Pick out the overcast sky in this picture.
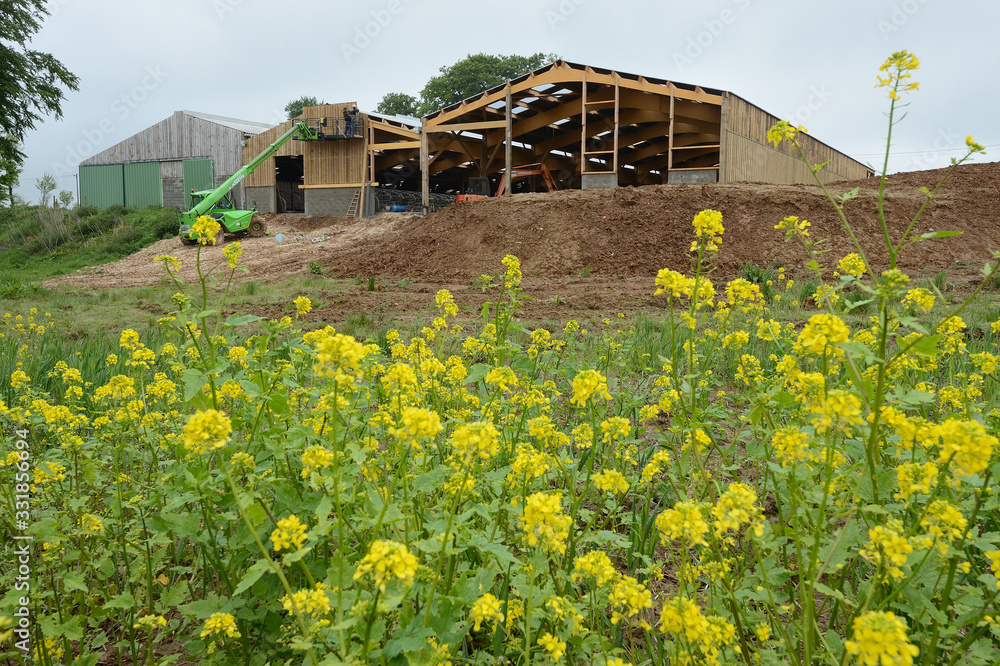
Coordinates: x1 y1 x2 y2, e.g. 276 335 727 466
16 0 999 202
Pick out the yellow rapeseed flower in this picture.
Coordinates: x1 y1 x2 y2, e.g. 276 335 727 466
470 593 504 632
353 539 419 592
520 491 572 554
294 296 312 315
192 215 222 245
200 612 240 639
182 409 232 455
571 368 612 407
844 611 919 666
271 514 308 552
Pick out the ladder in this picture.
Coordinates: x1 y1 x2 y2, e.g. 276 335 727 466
346 190 361 218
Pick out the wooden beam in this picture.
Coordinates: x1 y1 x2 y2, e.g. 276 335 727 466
424 120 508 133
420 119 428 214
368 141 421 151
505 85 513 193
612 75 620 173
668 93 675 173
369 122 420 140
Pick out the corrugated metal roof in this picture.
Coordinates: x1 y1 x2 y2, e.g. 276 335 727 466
182 110 273 136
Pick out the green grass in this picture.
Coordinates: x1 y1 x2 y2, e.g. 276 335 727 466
0 203 179 282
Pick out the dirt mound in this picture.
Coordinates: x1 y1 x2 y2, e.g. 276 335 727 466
46 161 1000 290
320 161 1000 281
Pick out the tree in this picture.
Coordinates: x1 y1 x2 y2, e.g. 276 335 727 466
0 152 19 207
35 172 55 207
58 189 73 208
285 95 326 120
416 53 558 115
1 2 79 182
375 92 419 118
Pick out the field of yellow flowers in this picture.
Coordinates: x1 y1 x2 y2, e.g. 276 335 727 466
3 51 1000 666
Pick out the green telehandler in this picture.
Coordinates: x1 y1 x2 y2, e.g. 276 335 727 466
178 121 318 244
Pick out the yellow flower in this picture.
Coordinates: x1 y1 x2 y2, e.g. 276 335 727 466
876 50 921 100
200 612 240 639
901 287 935 313
353 539 419 592
656 500 709 547
501 254 522 289
450 421 500 461
796 313 849 356
294 296 312 315
609 575 653 628
223 241 242 268
844 611 919 666
80 513 104 534
654 268 692 298
711 482 764 537
772 427 812 467
392 406 443 442
154 254 182 270
691 209 724 252
301 446 335 477
894 462 937 502
860 519 912 580
920 500 967 555
966 135 986 153
934 419 997 480
470 593 504 632
592 470 629 494
571 368 612 407
537 632 566 661
774 215 810 238
837 253 867 278
133 614 168 631
271 514 308 552
767 120 806 147
192 215 222 245
810 389 863 435
281 585 331 617
520 491 572 554
485 366 518 392
572 550 617 588
182 409 232 455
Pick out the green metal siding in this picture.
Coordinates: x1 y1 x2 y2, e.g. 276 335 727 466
124 162 162 208
79 164 125 209
182 159 214 210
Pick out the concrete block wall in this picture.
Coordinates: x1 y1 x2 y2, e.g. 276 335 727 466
667 169 718 184
162 178 185 210
304 187 360 216
246 186 277 214
581 173 619 190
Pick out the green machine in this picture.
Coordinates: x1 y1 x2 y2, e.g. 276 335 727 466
178 121 318 244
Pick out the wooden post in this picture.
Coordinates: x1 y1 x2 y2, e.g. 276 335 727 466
719 92 728 184
420 118 429 214
612 75 620 176
504 85 512 194
579 71 587 175
667 92 675 182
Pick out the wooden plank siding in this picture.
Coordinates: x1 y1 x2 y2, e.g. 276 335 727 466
80 111 248 176
720 93 872 184
243 103 368 188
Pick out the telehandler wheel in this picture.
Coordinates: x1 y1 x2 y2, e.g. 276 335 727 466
248 219 267 237
180 236 197 246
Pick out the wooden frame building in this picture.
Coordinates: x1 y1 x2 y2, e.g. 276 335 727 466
243 61 873 217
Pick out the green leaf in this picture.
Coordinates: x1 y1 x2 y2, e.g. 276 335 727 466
813 582 853 608
918 230 962 239
414 468 447 493
465 363 491 385
909 333 942 357
103 592 135 610
62 572 88 593
282 547 313 565
181 369 208 403
232 559 272 596
838 187 859 203
160 583 188 607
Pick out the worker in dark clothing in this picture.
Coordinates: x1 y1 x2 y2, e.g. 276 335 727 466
349 105 360 136
343 106 352 136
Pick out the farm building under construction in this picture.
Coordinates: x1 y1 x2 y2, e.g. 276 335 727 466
242 60 873 217
79 61 873 216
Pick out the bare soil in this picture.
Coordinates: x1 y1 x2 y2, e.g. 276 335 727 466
46 162 1000 311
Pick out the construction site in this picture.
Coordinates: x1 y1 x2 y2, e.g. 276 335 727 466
64 59 1000 317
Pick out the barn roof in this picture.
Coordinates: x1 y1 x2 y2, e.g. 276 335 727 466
182 110 272 136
